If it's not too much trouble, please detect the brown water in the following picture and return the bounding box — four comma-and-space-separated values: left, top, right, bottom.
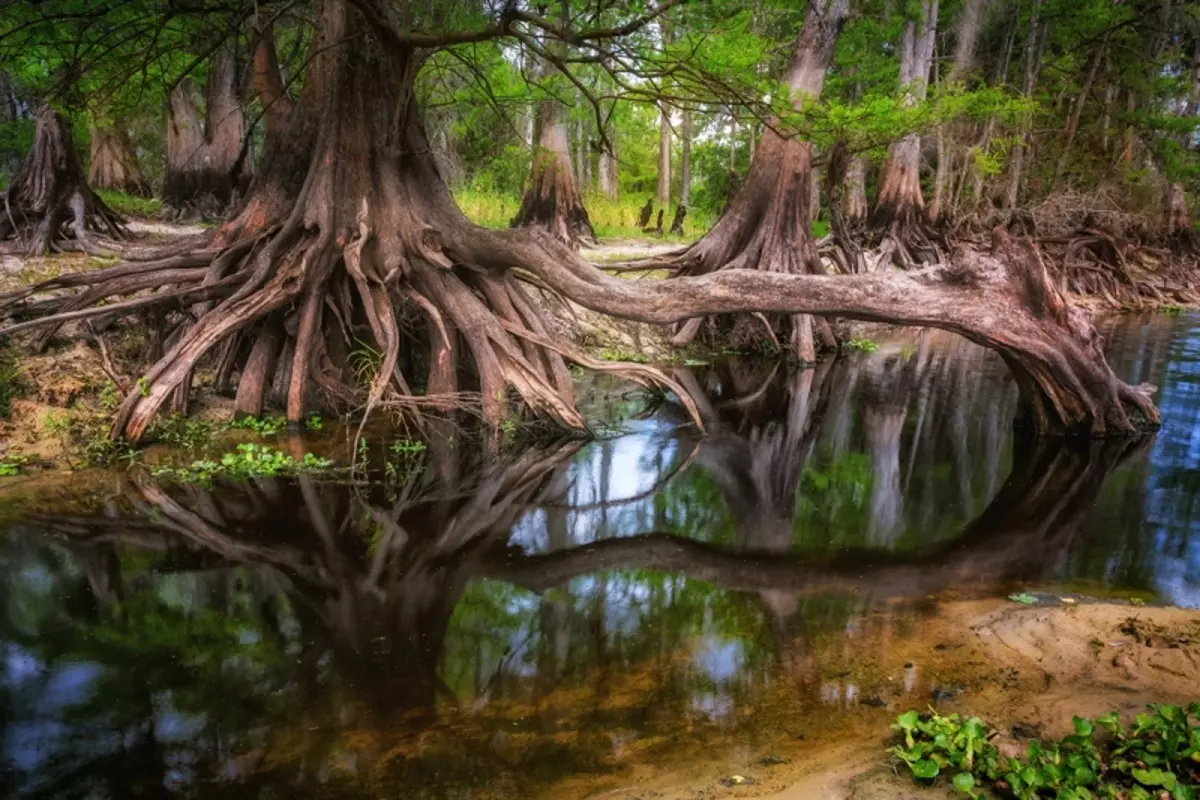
2, 314, 1200, 798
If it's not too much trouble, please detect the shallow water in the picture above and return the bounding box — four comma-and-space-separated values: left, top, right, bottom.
2, 314, 1200, 798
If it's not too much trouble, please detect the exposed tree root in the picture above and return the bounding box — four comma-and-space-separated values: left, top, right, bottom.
1036, 227, 1200, 308
0, 106, 127, 256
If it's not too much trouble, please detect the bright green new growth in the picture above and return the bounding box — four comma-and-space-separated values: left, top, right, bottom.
151, 443, 334, 484
891, 704, 1200, 799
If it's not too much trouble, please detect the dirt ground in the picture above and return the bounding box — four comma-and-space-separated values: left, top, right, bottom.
559, 598, 1200, 800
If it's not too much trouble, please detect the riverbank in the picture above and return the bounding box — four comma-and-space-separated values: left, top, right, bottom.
560, 597, 1200, 800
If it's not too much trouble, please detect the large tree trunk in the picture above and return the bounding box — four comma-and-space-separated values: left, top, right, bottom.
0, 0, 1159, 443
88, 119, 149, 197
662, 0, 850, 361
511, 95, 597, 248
0, 105, 125, 255
163, 48, 248, 217
871, 0, 939, 262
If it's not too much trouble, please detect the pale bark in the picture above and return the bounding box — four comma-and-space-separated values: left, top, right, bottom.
873, 0, 938, 229
163, 48, 248, 215
679, 107, 693, 207
88, 120, 149, 197
597, 136, 618, 199
656, 102, 671, 206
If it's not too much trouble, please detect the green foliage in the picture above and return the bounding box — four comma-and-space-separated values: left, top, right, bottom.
0, 455, 28, 476
229, 414, 287, 436
846, 338, 879, 353
891, 704, 1200, 799
597, 346, 649, 364
151, 443, 333, 483
94, 189, 161, 218
0, 347, 27, 418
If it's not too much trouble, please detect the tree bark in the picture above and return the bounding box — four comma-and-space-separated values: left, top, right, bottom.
656, 101, 671, 206
88, 119, 149, 197
511, 95, 597, 248
872, 0, 938, 255
679, 106, 692, 208
0, 105, 125, 255
597, 131, 618, 200
842, 156, 868, 223
163, 48, 248, 217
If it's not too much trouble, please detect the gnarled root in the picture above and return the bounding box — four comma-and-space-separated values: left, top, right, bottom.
1037, 227, 1200, 308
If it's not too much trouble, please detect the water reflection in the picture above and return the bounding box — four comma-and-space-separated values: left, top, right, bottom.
3, 320, 1200, 797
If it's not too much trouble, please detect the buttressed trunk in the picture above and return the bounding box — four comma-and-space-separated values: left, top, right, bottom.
872, 0, 938, 247
512, 96, 597, 248
88, 120, 149, 197
0, 105, 125, 255
666, 0, 850, 362
163, 48, 248, 216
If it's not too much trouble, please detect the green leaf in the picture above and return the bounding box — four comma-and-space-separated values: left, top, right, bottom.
1073, 716, 1095, 737
911, 760, 939, 780
1132, 767, 1176, 789
952, 772, 975, 793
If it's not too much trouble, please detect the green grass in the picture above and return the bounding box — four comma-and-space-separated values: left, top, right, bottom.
95, 189, 161, 218
451, 186, 719, 242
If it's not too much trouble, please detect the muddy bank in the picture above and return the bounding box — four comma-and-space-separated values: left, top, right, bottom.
562, 598, 1200, 800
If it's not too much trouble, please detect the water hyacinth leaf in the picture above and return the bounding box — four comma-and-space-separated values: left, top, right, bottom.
952, 772, 975, 793
911, 759, 939, 779
1132, 767, 1176, 789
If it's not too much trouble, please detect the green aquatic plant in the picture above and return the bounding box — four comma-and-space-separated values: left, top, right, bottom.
0, 455, 28, 476
229, 414, 288, 436
151, 443, 334, 483
891, 704, 1200, 799
847, 338, 879, 353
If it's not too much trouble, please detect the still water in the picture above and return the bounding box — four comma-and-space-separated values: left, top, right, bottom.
2, 314, 1199, 798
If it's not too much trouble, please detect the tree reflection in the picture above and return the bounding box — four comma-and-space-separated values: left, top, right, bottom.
0, 336, 1160, 798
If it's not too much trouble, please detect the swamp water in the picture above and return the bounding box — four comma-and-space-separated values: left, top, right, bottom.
2, 315, 1200, 798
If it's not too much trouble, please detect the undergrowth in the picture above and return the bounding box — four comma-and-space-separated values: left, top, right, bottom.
452, 186, 715, 241
0, 346, 25, 418
94, 189, 162, 218
891, 704, 1200, 799
151, 443, 334, 484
